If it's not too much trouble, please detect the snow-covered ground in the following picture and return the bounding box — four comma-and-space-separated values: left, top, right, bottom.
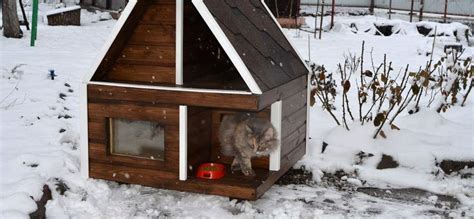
1, 6, 473, 218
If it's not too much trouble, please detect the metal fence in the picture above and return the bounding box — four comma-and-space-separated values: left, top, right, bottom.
301, 0, 474, 17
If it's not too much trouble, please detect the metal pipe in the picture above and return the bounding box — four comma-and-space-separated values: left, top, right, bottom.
319, 0, 324, 39
330, 0, 335, 29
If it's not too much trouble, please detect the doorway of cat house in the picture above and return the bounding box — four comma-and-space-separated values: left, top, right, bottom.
186, 107, 272, 180
109, 118, 165, 161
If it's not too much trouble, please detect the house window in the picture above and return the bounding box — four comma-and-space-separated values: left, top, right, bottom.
109, 118, 165, 161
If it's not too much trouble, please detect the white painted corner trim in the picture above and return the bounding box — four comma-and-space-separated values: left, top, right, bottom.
179, 105, 188, 181
80, 84, 89, 178
82, 0, 138, 83
270, 101, 282, 171
176, 0, 184, 85
192, 0, 262, 95
305, 74, 311, 155
260, 0, 311, 72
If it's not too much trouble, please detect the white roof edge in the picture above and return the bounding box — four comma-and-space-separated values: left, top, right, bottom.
88, 81, 254, 95
260, 0, 311, 72
192, 0, 263, 95
82, 0, 138, 84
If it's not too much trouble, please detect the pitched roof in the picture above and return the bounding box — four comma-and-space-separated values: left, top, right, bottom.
194, 0, 308, 93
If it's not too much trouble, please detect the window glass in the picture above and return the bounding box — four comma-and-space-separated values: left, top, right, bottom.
110, 118, 165, 161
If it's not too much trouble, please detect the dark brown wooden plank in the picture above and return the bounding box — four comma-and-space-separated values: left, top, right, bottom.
89, 162, 264, 200
258, 75, 307, 110
87, 84, 260, 110
187, 108, 212, 170
280, 123, 306, 157
87, 118, 106, 143
141, 3, 175, 25
255, 141, 306, 198
128, 24, 175, 46
91, 0, 150, 81
90, 162, 178, 181
88, 102, 179, 126
282, 89, 307, 117
106, 64, 175, 84
117, 44, 175, 66
281, 105, 307, 139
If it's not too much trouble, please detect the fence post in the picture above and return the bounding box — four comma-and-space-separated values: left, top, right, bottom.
409, 0, 414, 23
388, 0, 392, 20
419, 0, 424, 21
443, 0, 448, 23
369, 0, 374, 14
319, 0, 324, 39
330, 0, 335, 29
314, 0, 319, 39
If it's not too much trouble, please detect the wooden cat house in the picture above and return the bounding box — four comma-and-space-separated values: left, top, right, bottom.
80, 0, 309, 200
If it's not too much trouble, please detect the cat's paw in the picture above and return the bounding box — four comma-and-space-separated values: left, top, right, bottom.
242, 169, 256, 177
231, 164, 241, 172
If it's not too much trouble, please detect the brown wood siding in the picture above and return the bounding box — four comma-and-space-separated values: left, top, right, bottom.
46, 8, 81, 26
187, 107, 212, 172
279, 76, 307, 159
88, 84, 260, 111
91, 0, 149, 81
95, 1, 176, 85
88, 101, 180, 175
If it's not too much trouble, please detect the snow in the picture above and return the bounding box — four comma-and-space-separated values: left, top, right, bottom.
1, 4, 473, 218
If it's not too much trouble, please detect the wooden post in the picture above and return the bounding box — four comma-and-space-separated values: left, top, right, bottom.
409, 0, 414, 23
319, 0, 324, 40
388, 0, 392, 20
330, 0, 335, 29
419, 0, 424, 21
369, 0, 374, 14
443, 0, 448, 23
308, 35, 311, 62
30, 0, 39, 46
314, 0, 319, 39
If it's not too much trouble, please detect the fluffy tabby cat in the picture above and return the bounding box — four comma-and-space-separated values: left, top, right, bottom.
219, 113, 278, 176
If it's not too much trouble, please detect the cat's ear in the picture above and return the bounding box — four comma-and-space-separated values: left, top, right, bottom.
245, 125, 253, 133
263, 127, 274, 139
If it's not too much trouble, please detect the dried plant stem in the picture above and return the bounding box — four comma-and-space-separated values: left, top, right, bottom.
461, 79, 473, 107
315, 92, 341, 125
358, 41, 365, 122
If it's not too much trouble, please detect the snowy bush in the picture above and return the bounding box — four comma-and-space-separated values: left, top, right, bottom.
309, 42, 473, 139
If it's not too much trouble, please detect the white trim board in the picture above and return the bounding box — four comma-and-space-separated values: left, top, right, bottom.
82, 0, 138, 83
88, 81, 253, 95
79, 84, 89, 178
179, 105, 188, 181
192, 0, 263, 95
260, 0, 311, 72
270, 101, 282, 171
175, 0, 184, 85
305, 74, 311, 155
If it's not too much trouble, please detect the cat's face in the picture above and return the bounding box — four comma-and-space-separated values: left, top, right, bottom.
246, 126, 278, 155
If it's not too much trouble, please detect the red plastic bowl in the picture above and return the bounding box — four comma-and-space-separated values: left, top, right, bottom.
196, 163, 225, 179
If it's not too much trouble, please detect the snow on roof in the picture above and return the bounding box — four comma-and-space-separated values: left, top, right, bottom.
45, 6, 81, 16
